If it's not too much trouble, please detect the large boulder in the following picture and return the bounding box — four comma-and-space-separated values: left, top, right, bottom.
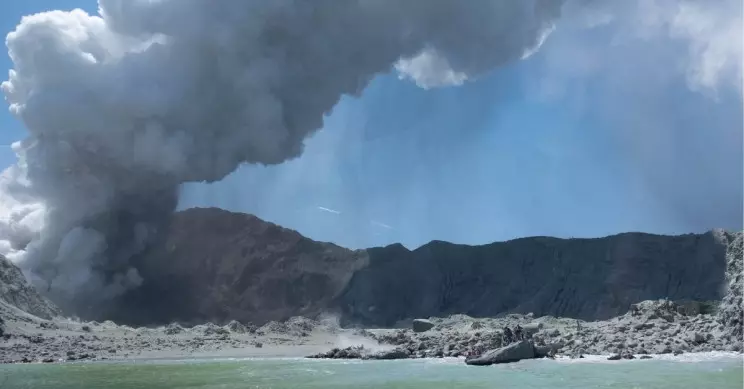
465, 340, 536, 366
412, 319, 435, 333
534, 342, 563, 358
522, 322, 543, 337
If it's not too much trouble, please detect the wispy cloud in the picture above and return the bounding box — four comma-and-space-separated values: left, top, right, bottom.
370, 220, 393, 230
316, 206, 341, 215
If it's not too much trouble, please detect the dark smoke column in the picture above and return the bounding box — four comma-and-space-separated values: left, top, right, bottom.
0, 0, 562, 315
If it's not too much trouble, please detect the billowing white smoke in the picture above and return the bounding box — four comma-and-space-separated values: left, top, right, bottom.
0, 0, 563, 313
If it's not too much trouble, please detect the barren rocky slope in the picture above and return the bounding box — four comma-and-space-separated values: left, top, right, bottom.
107, 208, 369, 326
0, 208, 740, 364
104, 208, 737, 328
0, 254, 60, 320
341, 230, 732, 326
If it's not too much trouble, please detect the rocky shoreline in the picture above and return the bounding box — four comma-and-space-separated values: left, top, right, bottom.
0, 230, 740, 365
306, 230, 744, 365
0, 297, 741, 365
307, 299, 743, 364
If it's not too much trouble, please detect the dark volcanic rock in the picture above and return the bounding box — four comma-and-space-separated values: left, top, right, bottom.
93, 208, 737, 328
111, 208, 369, 325
466, 340, 535, 366
340, 231, 732, 326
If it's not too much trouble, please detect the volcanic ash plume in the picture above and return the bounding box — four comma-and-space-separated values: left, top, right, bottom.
0, 0, 562, 314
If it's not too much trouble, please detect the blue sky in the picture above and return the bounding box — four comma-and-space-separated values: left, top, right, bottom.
2, 1, 742, 249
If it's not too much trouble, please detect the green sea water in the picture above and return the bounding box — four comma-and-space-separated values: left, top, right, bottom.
0, 354, 741, 388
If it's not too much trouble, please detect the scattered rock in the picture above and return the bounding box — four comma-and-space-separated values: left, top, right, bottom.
39, 321, 59, 330
368, 348, 411, 360
164, 323, 183, 335
194, 323, 229, 336
307, 346, 367, 359
690, 332, 705, 344
225, 320, 250, 333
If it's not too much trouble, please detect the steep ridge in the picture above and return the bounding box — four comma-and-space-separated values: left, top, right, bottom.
0, 254, 60, 320
102, 208, 738, 328
339, 230, 732, 326
106, 208, 369, 326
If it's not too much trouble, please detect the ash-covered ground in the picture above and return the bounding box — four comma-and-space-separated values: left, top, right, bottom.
0, 298, 740, 364
0, 232, 740, 364
0, 306, 353, 363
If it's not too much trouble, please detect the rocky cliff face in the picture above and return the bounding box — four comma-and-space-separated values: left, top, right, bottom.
718, 231, 743, 342
103, 208, 738, 328
0, 254, 60, 320
339, 230, 733, 326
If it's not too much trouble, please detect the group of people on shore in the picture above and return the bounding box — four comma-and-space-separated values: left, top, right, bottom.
465, 325, 527, 358
501, 325, 525, 345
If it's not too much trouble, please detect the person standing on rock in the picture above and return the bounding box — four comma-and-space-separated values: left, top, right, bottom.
502, 327, 513, 345
514, 325, 523, 341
